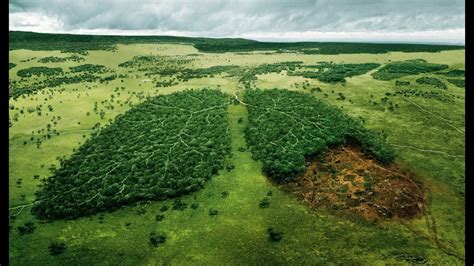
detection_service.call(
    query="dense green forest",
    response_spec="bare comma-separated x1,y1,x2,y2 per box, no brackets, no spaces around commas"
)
289,62,380,83
415,77,447,90
438,69,465,77
447,79,465,88
69,64,108,74
32,89,231,219
38,55,84,63
194,41,464,54
372,59,448,80
17,66,64,78
9,31,464,54
244,89,395,182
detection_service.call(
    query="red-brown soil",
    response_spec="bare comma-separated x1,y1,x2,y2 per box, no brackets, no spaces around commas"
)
284,145,425,221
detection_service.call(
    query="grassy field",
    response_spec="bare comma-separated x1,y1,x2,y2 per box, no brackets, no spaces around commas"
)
9,43,464,264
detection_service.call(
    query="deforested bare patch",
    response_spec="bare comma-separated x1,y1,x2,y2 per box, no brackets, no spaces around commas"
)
284,145,424,221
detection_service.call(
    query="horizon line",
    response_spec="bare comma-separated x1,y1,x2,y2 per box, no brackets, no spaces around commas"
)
9,29,465,46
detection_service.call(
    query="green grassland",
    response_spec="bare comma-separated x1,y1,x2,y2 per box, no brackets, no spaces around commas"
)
9,36,465,265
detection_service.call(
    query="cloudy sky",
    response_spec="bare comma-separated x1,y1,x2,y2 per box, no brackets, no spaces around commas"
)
9,0,465,44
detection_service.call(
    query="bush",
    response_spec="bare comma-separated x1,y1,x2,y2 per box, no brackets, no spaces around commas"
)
259,198,270,208
149,232,166,247
394,88,455,103
48,241,66,256
226,164,235,171
395,80,410,86
17,222,37,235
172,199,188,211
155,214,165,222
267,228,283,242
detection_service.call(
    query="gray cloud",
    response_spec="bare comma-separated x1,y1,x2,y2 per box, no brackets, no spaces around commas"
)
9,0,465,43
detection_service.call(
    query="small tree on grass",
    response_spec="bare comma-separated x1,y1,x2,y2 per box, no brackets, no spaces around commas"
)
17,222,37,235
149,232,166,247
48,241,66,256
268,228,283,242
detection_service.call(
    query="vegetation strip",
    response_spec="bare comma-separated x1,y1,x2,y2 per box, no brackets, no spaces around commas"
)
415,77,447,90
289,62,380,83
372,59,448,80
10,31,464,55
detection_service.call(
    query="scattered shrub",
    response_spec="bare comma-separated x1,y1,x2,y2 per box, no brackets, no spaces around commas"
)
259,198,270,208
267,228,283,242
172,199,188,211
155,214,165,222
48,241,66,256
395,80,410,86
149,232,166,247
17,222,37,235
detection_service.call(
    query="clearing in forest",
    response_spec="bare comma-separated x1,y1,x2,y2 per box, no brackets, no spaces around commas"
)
284,145,424,221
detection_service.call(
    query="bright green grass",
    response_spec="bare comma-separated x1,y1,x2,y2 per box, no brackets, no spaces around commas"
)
9,44,464,264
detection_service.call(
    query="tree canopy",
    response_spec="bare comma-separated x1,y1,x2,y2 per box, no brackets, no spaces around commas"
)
32,89,231,219
372,59,448,80
244,89,395,182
